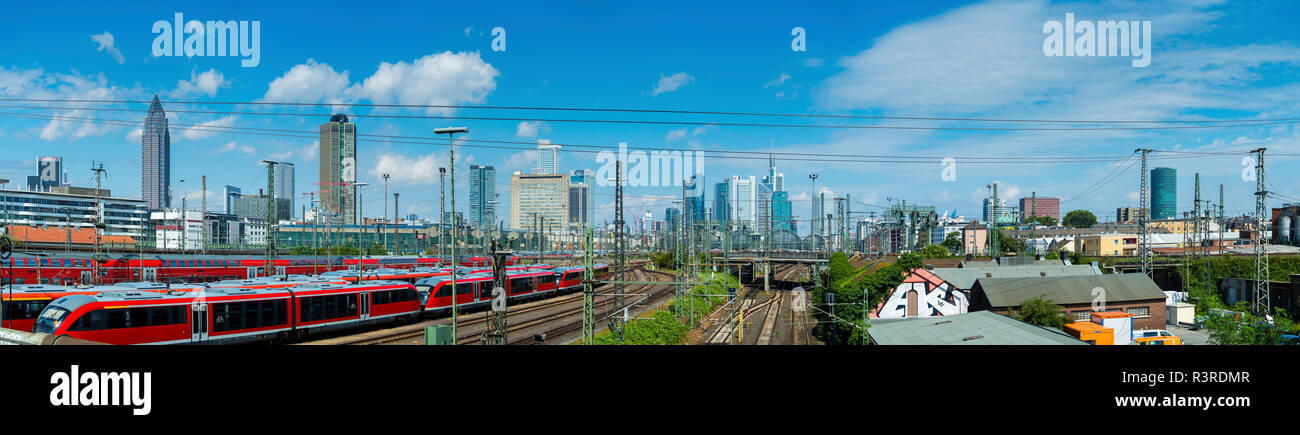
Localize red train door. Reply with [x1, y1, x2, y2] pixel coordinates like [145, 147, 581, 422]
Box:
[190, 302, 208, 343]
[359, 291, 370, 321]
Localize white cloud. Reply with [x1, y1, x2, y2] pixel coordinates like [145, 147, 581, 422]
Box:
[90, 32, 124, 64]
[802, 58, 824, 67]
[263, 52, 500, 115]
[516, 121, 548, 138]
[181, 116, 238, 140]
[349, 51, 499, 114]
[125, 128, 142, 144]
[370, 151, 456, 186]
[0, 67, 124, 141]
[261, 59, 352, 106]
[765, 73, 790, 88]
[218, 141, 255, 155]
[665, 128, 687, 142]
[648, 72, 693, 96]
[170, 68, 230, 98]
[502, 150, 538, 172]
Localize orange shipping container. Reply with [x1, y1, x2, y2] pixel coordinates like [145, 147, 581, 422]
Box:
[1064, 321, 1114, 345]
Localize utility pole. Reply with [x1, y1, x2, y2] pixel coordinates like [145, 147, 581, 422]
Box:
[439, 167, 446, 261]
[201, 175, 208, 254]
[1137, 149, 1153, 277]
[394, 193, 401, 255]
[483, 240, 510, 345]
[809, 173, 819, 249]
[1252, 148, 1269, 315]
[986, 183, 999, 257]
[262, 160, 278, 277]
[91, 163, 105, 284]
[582, 227, 595, 344]
[383, 173, 390, 254]
[609, 161, 627, 340]
[435, 126, 468, 342]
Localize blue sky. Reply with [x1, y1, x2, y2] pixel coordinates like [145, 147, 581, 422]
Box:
[3, 0, 1300, 232]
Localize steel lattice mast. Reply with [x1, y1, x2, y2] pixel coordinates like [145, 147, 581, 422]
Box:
[483, 240, 509, 345]
[1137, 149, 1152, 277]
[262, 160, 278, 277]
[610, 161, 627, 340]
[582, 228, 595, 344]
[1252, 148, 1270, 315]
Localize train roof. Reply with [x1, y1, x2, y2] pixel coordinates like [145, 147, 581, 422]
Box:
[4, 282, 204, 295]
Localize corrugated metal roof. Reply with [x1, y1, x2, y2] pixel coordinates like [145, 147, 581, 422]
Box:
[974, 274, 1166, 308]
[868, 311, 1085, 345]
[931, 265, 1099, 289]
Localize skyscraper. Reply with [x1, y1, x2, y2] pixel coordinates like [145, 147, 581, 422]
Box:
[223, 185, 241, 214]
[731, 176, 756, 230]
[533, 140, 560, 174]
[509, 171, 569, 231]
[319, 114, 357, 225]
[141, 95, 171, 209]
[569, 169, 593, 228]
[811, 191, 824, 236]
[1151, 167, 1177, 220]
[469, 165, 497, 229]
[274, 163, 295, 213]
[713, 181, 731, 225]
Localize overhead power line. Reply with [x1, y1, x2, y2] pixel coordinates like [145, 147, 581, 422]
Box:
[1, 97, 1295, 124]
[2, 100, 1299, 131]
[0, 110, 1267, 165]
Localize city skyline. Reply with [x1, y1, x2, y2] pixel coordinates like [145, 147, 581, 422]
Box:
[1, 1, 1298, 234]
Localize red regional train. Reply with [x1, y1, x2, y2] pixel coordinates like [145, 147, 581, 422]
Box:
[33, 280, 421, 344]
[0, 253, 523, 287]
[413, 264, 608, 314]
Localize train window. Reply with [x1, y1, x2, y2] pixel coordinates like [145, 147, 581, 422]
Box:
[539, 274, 556, 285]
[1, 300, 49, 320]
[433, 283, 451, 298]
[106, 309, 128, 329]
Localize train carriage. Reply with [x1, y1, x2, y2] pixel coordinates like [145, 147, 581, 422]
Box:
[33, 280, 421, 344]
[552, 264, 610, 293]
[1, 282, 206, 332]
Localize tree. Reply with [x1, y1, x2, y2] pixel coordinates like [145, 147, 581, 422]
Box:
[1062, 209, 1097, 228]
[1012, 296, 1072, 328]
[1026, 215, 1056, 226]
[998, 233, 1028, 254]
[920, 244, 949, 259]
[812, 252, 923, 345]
[1205, 308, 1296, 345]
[941, 231, 962, 254]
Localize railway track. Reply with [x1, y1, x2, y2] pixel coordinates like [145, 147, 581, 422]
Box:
[318, 266, 672, 345]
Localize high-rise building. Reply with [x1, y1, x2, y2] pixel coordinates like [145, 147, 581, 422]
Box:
[533, 140, 560, 174]
[469, 165, 497, 229]
[223, 186, 241, 214]
[274, 163, 295, 213]
[1151, 167, 1177, 220]
[684, 175, 705, 224]
[509, 171, 569, 231]
[141, 95, 171, 209]
[230, 192, 291, 222]
[569, 169, 593, 228]
[25, 156, 63, 192]
[319, 114, 357, 225]
[665, 207, 681, 232]
[983, 197, 1010, 223]
[713, 181, 731, 225]
[1116, 207, 1148, 224]
[772, 190, 793, 232]
[730, 176, 756, 230]
[811, 191, 825, 236]
[1018, 196, 1060, 221]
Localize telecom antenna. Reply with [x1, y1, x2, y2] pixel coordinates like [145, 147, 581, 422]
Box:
[1137, 149, 1152, 277]
[1252, 148, 1269, 315]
